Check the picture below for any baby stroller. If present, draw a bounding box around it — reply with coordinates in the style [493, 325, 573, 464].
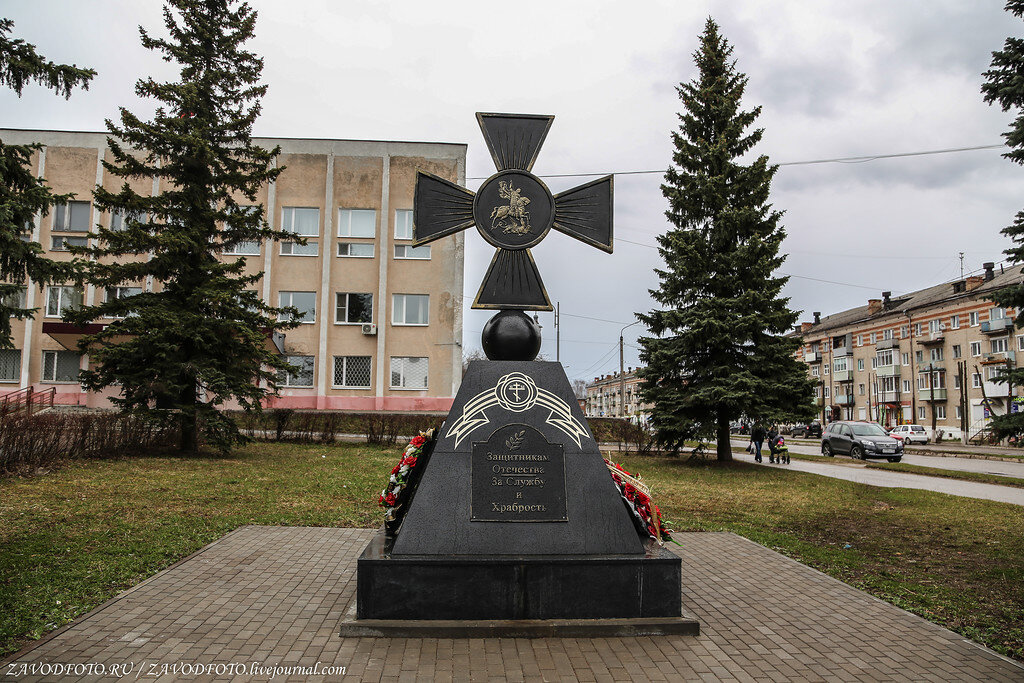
[768, 434, 790, 464]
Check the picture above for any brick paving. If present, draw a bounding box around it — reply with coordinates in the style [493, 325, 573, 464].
[4, 527, 1023, 682]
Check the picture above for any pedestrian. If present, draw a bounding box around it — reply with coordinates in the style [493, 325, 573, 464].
[751, 423, 766, 463]
[767, 424, 778, 463]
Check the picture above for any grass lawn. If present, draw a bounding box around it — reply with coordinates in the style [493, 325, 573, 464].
[1, 443, 1023, 663]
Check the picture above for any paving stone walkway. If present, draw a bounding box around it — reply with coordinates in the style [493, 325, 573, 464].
[4, 527, 1022, 682]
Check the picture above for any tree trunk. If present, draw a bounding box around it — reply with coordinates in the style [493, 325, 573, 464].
[716, 414, 732, 461]
[178, 382, 198, 453]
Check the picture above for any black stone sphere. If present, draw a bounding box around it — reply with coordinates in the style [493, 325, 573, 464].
[482, 310, 542, 361]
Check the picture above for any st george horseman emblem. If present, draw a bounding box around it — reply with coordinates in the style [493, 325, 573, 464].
[446, 372, 590, 448]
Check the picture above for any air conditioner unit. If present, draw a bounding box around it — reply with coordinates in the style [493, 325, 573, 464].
[361, 323, 377, 335]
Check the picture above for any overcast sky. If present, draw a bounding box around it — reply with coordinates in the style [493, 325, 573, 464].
[2, 1, 1022, 385]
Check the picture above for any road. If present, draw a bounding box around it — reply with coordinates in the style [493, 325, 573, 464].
[728, 439, 1024, 506]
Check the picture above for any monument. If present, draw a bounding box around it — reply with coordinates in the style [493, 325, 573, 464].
[346, 114, 695, 636]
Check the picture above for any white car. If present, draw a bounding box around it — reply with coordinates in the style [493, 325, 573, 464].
[888, 424, 929, 445]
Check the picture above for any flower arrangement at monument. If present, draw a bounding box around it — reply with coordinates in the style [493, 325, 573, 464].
[604, 459, 676, 545]
[379, 429, 436, 535]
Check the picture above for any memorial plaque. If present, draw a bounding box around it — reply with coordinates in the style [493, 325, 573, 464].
[471, 423, 567, 523]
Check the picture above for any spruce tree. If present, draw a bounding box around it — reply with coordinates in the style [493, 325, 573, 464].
[983, 0, 1024, 438]
[637, 18, 814, 460]
[0, 18, 94, 347]
[66, 0, 294, 452]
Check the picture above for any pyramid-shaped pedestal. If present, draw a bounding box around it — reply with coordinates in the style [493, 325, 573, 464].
[354, 361, 683, 622]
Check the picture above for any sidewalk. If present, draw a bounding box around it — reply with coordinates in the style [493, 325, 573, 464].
[4, 526, 1022, 682]
[784, 437, 1024, 461]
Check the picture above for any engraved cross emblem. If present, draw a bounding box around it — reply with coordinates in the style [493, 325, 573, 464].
[411, 113, 614, 311]
[508, 381, 525, 401]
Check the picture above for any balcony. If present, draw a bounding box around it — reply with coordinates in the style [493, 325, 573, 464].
[918, 388, 947, 401]
[917, 332, 945, 346]
[984, 379, 1010, 397]
[918, 360, 945, 373]
[876, 364, 901, 378]
[981, 317, 1013, 334]
[835, 394, 855, 406]
[877, 390, 901, 403]
[832, 345, 851, 357]
[804, 350, 822, 363]
[833, 369, 853, 382]
[876, 338, 900, 351]
[981, 350, 1016, 365]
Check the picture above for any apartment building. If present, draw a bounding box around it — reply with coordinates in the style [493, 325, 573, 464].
[584, 368, 651, 422]
[0, 129, 466, 411]
[798, 263, 1021, 440]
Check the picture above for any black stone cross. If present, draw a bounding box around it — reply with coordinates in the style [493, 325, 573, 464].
[413, 113, 613, 312]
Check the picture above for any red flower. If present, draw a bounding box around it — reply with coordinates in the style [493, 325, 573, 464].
[411, 435, 426, 448]
[647, 524, 657, 536]
[402, 455, 418, 468]
[391, 464, 401, 475]
[384, 492, 397, 506]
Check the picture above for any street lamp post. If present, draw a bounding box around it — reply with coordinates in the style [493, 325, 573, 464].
[619, 320, 641, 418]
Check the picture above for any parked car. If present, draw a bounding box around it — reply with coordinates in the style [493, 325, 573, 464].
[791, 420, 822, 438]
[821, 421, 903, 462]
[888, 424, 929, 445]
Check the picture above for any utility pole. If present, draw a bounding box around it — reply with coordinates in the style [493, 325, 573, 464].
[555, 302, 560, 363]
[959, 252, 965, 281]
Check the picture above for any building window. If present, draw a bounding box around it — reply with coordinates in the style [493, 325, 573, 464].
[930, 348, 944, 362]
[109, 208, 147, 232]
[869, 332, 876, 344]
[918, 406, 926, 420]
[392, 294, 429, 325]
[883, 328, 893, 340]
[824, 363, 830, 375]
[333, 355, 371, 388]
[954, 374, 961, 389]
[915, 350, 923, 364]
[928, 319, 941, 335]
[281, 207, 319, 256]
[223, 237, 260, 255]
[857, 359, 864, 371]
[902, 352, 909, 366]
[1, 287, 26, 309]
[338, 209, 376, 238]
[991, 307, 1007, 321]
[810, 365, 819, 377]
[824, 386, 830, 399]
[278, 291, 316, 323]
[935, 405, 946, 419]
[956, 406, 962, 420]
[0, 349, 20, 382]
[914, 323, 922, 336]
[950, 314, 959, 329]
[902, 379, 911, 393]
[390, 356, 428, 389]
[394, 209, 414, 239]
[970, 311, 979, 326]
[992, 338, 1009, 353]
[952, 344, 961, 359]
[970, 341, 982, 357]
[45, 286, 83, 318]
[42, 350, 79, 383]
[900, 326, 908, 339]
[858, 383, 865, 396]
[105, 286, 143, 317]
[871, 357, 877, 369]
[972, 372, 982, 388]
[53, 201, 90, 232]
[337, 242, 374, 258]
[335, 292, 373, 324]
[51, 235, 88, 251]
[394, 244, 431, 259]
[278, 355, 314, 387]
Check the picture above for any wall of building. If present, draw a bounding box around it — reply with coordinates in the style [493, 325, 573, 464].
[0, 130, 466, 412]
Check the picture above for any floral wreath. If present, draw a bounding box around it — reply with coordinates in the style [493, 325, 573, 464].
[379, 429, 435, 534]
[605, 458, 677, 545]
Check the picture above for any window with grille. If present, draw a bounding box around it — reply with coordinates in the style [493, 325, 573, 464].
[392, 294, 429, 325]
[53, 201, 90, 232]
[338, 209, 376, 237]
[278, 291, 316, 323]
[335, 292, 372, 324]
[390, 356, 428, 389]
[42, 350, 79, 382]
[45, 286, 83, 317]
[278, 355, 314, 387]
[333, 356, 371, 388]
[0, 349, 20, 382]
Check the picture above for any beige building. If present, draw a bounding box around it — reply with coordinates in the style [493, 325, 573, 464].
[584, 368, 651, 422]
[798, 263, 1021, 441]
[0, 129, 466, 411]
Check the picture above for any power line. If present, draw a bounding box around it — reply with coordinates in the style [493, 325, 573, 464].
[468, 143, 1004, 180]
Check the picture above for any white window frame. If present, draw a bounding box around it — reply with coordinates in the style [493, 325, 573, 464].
[338, 208, 376, 238]
[935, 405, 946, 420]
[992, 337, 1010, 354]
[337, 242, 375, 258]
[42, 349, 80, 383]
[952, 345, 962, 359]
[970, 311, 979, 327]
[332, 355, 372, 389]
[918, 406, 926, 420]
[281, 207, 320, 256]
[45, 286, 83, 318]
[335, 292, 374, 325]
[394, 243, 431, 260]
[278, 291, 316, 324]
[53, 201, 90, 232]
[970, 341, 982, 357]
[902, 379, 911, 393]
[972, 373, 982, 388]
[390, 356, 429, 390]
[392, 293, 429, 326]
[394, 209, 414, 240]
[950, 314, 959, 329]
[902, 352, 909, 366]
